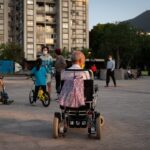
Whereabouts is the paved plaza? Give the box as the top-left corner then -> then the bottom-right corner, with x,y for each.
0,76 -> 150,150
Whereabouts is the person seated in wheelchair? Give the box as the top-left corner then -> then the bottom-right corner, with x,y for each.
31,58 -> 47,103
58,51 -> 96,109
0,76 -> 14,104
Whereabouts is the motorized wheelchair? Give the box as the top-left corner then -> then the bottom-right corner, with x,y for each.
52,70 -> 104,140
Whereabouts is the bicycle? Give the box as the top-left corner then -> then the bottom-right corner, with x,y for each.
29,77 -> 50,107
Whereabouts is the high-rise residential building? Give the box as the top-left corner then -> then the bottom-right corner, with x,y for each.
0,0 -> 9,44
23,0 -> 58,60
0,0 -> 21,44
1,0 -> 89,61
58,0 -> 89,52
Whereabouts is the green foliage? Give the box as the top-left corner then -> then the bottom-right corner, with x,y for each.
61,48 -> 70,58
81,48 -> 91,58
0,43 -> 24,63
90,23 -> 148,69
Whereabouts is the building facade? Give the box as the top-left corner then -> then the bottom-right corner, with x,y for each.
0,0 -> 9,44
1,0 -> 89,60
58,0 -> 89,52
0,0 -> 22,44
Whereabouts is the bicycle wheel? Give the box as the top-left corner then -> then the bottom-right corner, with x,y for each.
41,91 -> 50,107
29,89 -> 34,104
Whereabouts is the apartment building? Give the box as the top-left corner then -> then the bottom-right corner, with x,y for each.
1,0 -> 89,60
24,0 -> 58,60
0,0 -> 9,44
59,0 -> 89,51
0,0 -> 22,44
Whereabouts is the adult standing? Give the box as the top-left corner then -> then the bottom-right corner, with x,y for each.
105,55 -> 116,87
55,49 -> 67,94
40,46 -> 53,97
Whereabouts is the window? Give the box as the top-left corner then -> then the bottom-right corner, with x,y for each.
27,4 -> 33,9
27,27 -> 33,31
63,7 -> 68,11
27,38 -> 34,42
63,12 -> 68,17
83,2 -> 86,5
63,40 -> 68,44
62,28 -> 68,33
27,50 -> 34,54
0,4 -> 3,9
0,25 -> 3,30
63,18 -> 68,22
76,2 -> 82,6
0,19 -> 3,24
27,21 -> 33,26
63,23 -> 68,28
27,33 -> 34,38
27,44 -> 34,49
27,15 -> 33,20
0,30 -> 3,34
63,34 -> 68,39
63,2 -> 68,7
27,10 -> 33,15
27,0 -> 33,4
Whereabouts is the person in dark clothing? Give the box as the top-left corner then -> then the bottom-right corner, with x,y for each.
55,49 -> 67,94
105,55 -> 116,87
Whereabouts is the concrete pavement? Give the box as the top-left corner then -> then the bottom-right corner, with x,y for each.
0,76 -> 150,150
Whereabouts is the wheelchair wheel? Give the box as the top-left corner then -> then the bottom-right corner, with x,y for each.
41,92 -> 50,107
96,115 -> 101,140
53,116 -> 59,138
29,90 -> 34,104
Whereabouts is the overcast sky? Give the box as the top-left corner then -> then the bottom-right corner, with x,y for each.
89,0 -> 150,29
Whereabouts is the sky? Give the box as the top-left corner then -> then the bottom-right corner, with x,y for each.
89,0 -> 150,30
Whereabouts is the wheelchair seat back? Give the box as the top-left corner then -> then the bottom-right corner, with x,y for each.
60,79 -> 94,110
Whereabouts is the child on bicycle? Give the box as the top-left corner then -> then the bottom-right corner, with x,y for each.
31,58 -> 47,103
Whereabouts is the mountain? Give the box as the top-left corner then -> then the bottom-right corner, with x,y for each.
123,10 -> 150,32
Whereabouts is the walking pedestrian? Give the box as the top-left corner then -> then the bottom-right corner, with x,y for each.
105,55 -> 116,87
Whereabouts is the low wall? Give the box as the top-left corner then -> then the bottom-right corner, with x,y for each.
100,69 -> 137,80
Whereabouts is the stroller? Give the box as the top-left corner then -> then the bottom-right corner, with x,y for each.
52,70 -> 104,139
0,76 -> 14,105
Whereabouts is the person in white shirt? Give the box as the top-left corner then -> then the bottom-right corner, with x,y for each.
40,46 -> 53,97
105,55 -> 116,87
61,51 -> 90,80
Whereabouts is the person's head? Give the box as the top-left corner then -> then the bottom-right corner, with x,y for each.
36,58 -> 42,71
108,55 -> 112,61
42,46 -> 49,55
55,48 -> 61,56
71,50 -> 85,68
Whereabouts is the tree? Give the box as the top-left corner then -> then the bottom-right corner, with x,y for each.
136,33 -> 150,69
90,23 -> 139,68
0,43 -> 24,63
61,47 -> 70,58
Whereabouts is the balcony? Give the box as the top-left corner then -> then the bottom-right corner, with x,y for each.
45,9 -> 56,15
36,7 -> 45,13
36,15 -> 45,22
45,0 -> 55,3
46,38 -> 54,44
